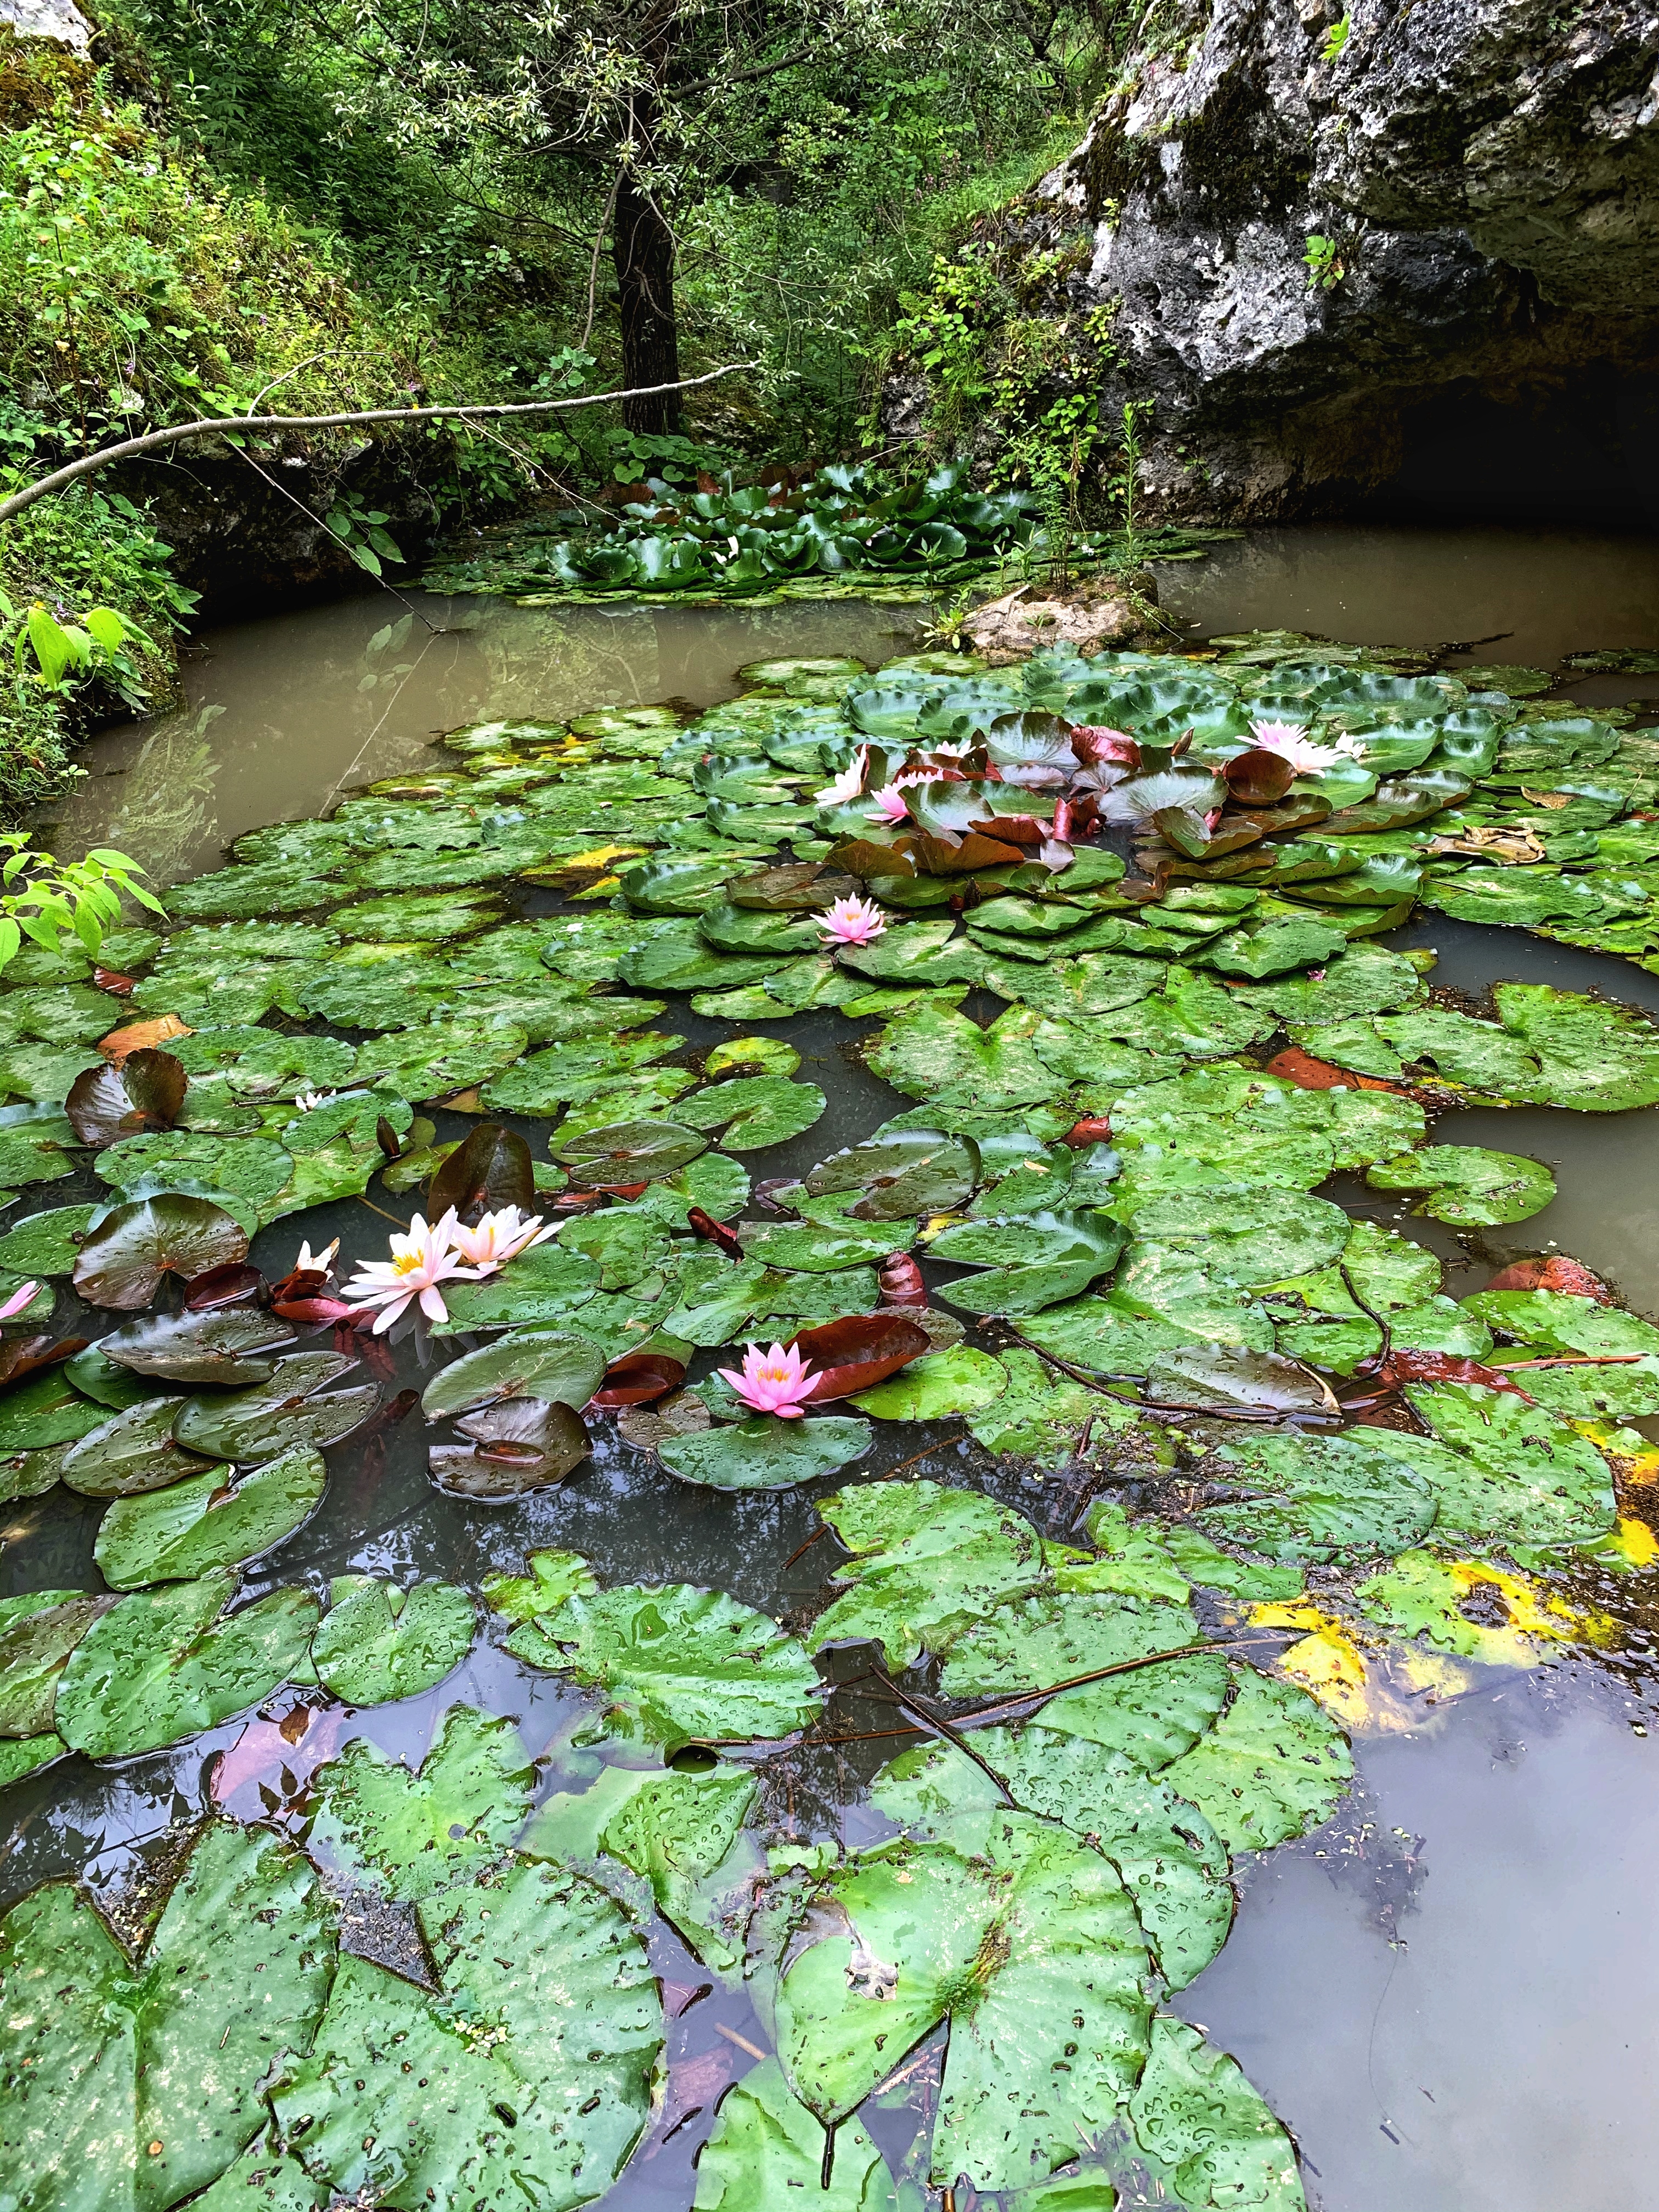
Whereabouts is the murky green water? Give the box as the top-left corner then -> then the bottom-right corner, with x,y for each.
13,521 -> 1659,2212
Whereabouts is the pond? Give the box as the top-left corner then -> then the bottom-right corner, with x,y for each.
6,518 -> 1659,2212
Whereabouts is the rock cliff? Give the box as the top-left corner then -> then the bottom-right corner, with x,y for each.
948,0 -> 1659,523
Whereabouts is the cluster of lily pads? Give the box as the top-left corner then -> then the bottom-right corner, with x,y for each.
423,460 -> 1231,607
2,631 -> 1659,2212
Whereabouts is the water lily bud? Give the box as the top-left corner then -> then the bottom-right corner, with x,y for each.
877,1252 -> 927,1307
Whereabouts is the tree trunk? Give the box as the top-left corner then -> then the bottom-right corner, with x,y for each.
613,166 -> 681,436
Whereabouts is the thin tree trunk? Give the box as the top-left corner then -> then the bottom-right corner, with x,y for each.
612,163 -> 681,436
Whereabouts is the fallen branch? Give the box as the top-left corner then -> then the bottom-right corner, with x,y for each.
0,364 -> 756,524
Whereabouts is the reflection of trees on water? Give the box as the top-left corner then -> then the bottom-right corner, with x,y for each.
47,706 -> 225,892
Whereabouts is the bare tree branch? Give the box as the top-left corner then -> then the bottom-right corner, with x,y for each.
0,364 -> 754,524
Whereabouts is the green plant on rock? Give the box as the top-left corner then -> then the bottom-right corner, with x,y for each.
1305,233 -> 1344,290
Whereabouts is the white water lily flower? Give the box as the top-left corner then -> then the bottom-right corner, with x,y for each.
294,1237 -> 340,1276
339,1209 -> 479,1333
1248,718 -> 1358,772
294,1090 -> 334,1112
446,1206 -> 556,1277
814,745 -> 869,806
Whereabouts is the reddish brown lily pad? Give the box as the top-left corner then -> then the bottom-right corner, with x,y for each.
786,1313 -> 930,1403
589,1352 -> 687,1409
428,1122 -> 535,1222
65,1048 -> 187,1147
72,1197 -> 251,1312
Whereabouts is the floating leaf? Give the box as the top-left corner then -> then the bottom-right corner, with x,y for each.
1126,2016 -> 1308,2210
421,1328 -> 607,1418
56,1570 -> 319,1757
0,1824 -> 335,2212
432,1242 -> 602,1333
310,1577 -> 477,1705
689,2057 -> 896,2212
555,1118 -> 709,1186
867,1001 -> 1060,1108
92,1445 -> 326,1588
505,1583 -> 823,1752
1198,1431 -> 1435,1562
95,1130 -> 296,1216
352,1018 -> 528,1101
939,1587 -> 1199,1701
774,1814 -> 1151,2191
1366,1144 -> 1556,1225
811,1480 -> 1048,1667
65,1048 -> 188,1147
71,1194 -> 249,1310
480,1031 -> 684,1114
1135,1665 -> 1350,1864
306,1703 -> 537,1898
0,1368 -> 111,1451
429,1396 -> 592,1495
933,1207 -> 1127,1316
658,1413 -> 871,1492
427,1122 -> 535,1218
805,1126 -> 979,1218
98,1307 -> 295,1386
674,1075 -> 826,1149
60,1395 -> 218,1497
847,1344 -> 1009,1418
0,1590 -> 115,1735
1144,1344 -> 1338,1419
174,1352 -> 375,1463
0,1204 -> 94,1276
267,1858 -> 659,2212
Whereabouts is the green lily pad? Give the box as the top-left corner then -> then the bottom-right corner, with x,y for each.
479,1031 -> 684,1114
165,860 -> 340,917
0,1040 -> 108,1105
307,1703 -> 537,1898
1460,1289 -> 1659,1357
1231,943 -> 1425,1026
0,1110 -> 77,1190
657,1413 -> 872,1491
97,1307 -> 294,1386
1199,1431 -> 1436,1564
1159,1666 -> 1352,1853
93,1445 -> 326,1588
839,916 -> 987,986
674,1075 -> 826,1149
0,1824 -> 335,2212
810,1479 -> 1049,1668
173,1352 -> 375,1463
505,1582 -> 823,1752
0,1590 -> 115,1736
1020,1284 -> 1276,1379
0,1369 -> 112,1451
0,983 -> 123,1048
328,890 -> 501,941
309,1577 -> 477,1706
1493,982 -> 1659,1111
55,1570 -> 319,1758
617,922 -> 790,993
932,1209 -> 1127,1316
938,1587 -> 1200,1700
1127,1187 -> 1351,1289
554,1118 -> 709,1185
421,1327 -> 607,1418
874,1733 -> 1232,1991
94,1129 -> 296,1214
964,1348 -> 1112,1465
432,1243 -> 603,1333
690,2057 -> 895,2212
984,948 -> 1166,1019
867,1002 -> 1061,1108
804,1126 -> 979,1217
60,1395 -> 218,1498
846,1345 -> 1009,1418
774,1814 -> 1150,2190
352,1019 -> 528,1101
0,1203 -> 94,1276
266,1857 -> 659,2212
1125,2015 -> 1308,2210
1366,1144 -> 1556,1224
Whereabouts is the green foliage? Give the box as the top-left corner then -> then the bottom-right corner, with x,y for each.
1304,233 -> 1344,290
0,832 -> 164,973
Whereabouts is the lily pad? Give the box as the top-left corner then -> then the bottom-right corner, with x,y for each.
60,1395 -> 219,1498
674,1075 -> 826,1149
479,1031 -> 684,1114
0,1368 -> 111,1451
1366,1145 -> 1556,1224
774,1813 -> 1150,2191
690,2057 -> 896,2212
55,1570 -> 320,1757
657,1413 -> 871,1491
95,1130 -> 296,1216
0,1203 -> 94,1276
867,1001 -> 1060,1108
846,1345 -> 1009,1418
0,1823 -> 335,2212
174,1352 -> 376,1463
0,1590 -> 116,1736
810,1480 -> 1048,1667
329,889 -> 501,941
306,1703 -> 537,1898
1199,1432 -> 1436,1563
505,1582 -> 823,1752
1128,1187 -> 1351,1289
429,1396 -> 593,1496
71,1194 -> 249,1311
932,1208 -> 1128,1316
352,1019 -> 528,1101
93,1444 -> 327,1588
804,1126 -> 979,1217
555,1118 -> 709,1186
420,1324 -> 608,1417
1159,1666 -> 1352,1853
310,1577 -> 477,1705
98,1307 -> 295,1386
266,1857 -> 659,2212
1126,2016 -> 1308,2210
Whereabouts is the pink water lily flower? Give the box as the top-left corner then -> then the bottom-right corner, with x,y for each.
815,746 -> 869,806
340,1209 -> 479,1333
818,894 -> 888,947
719,1340 -> 820,1418
866,782 -> 912,823
1248,718 -> 1355,772
0,1280 -> 38,1321
447,1206 -> 555,1276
